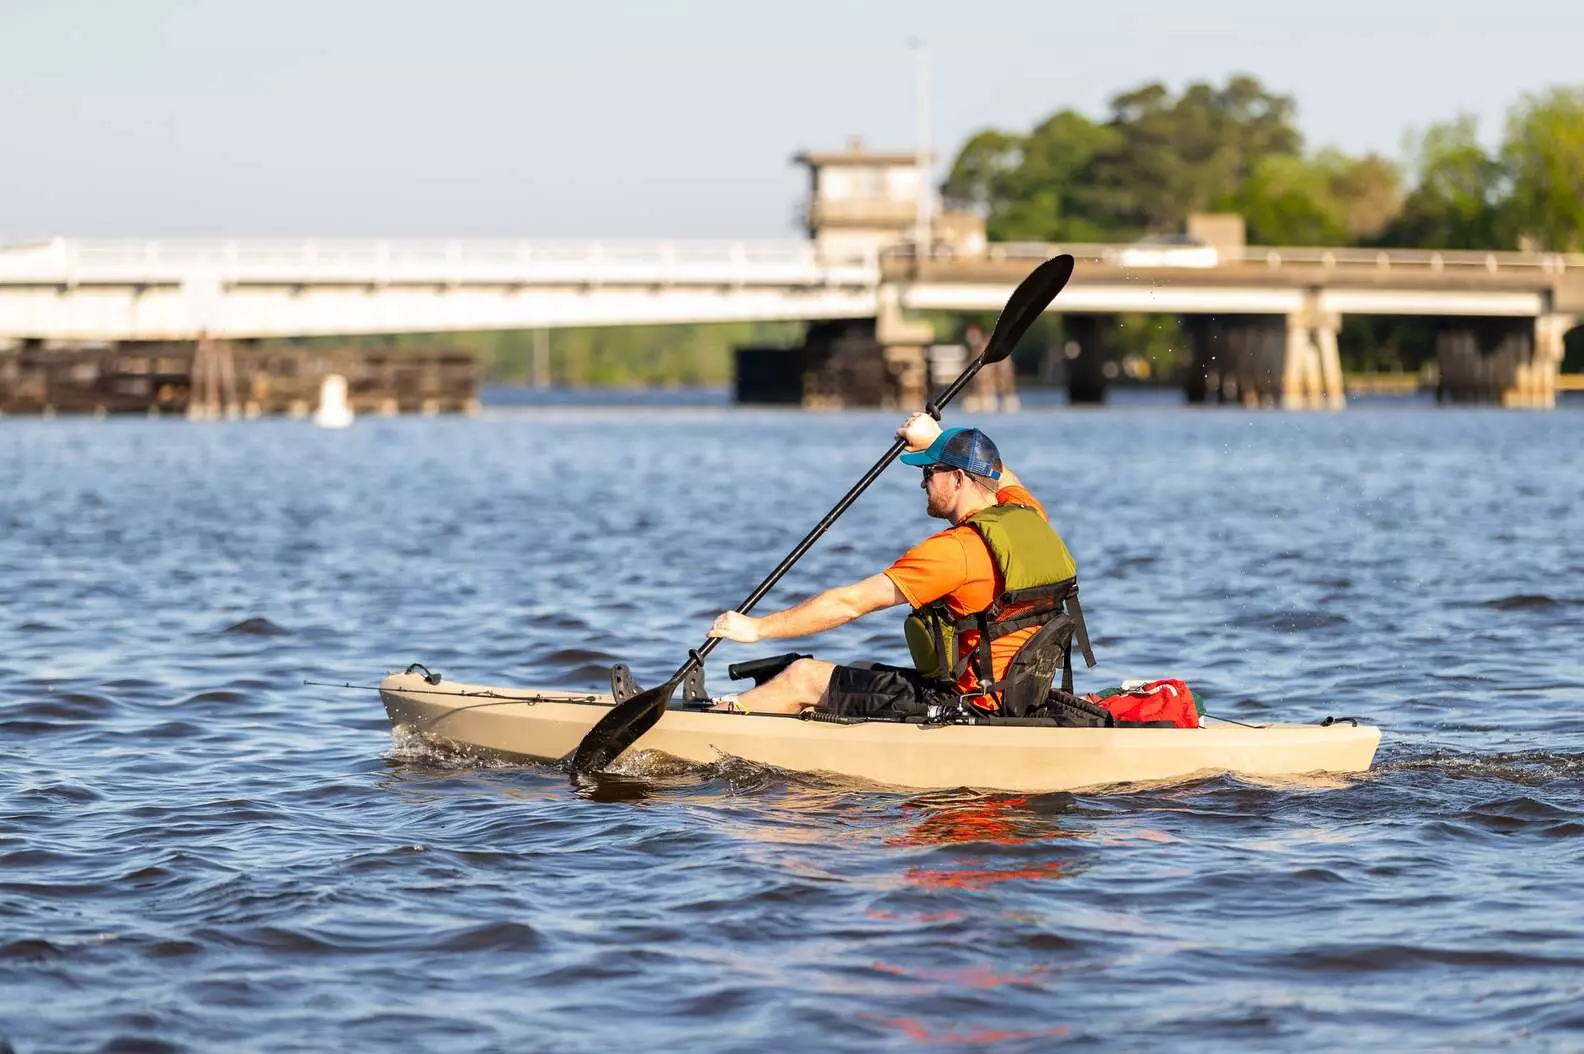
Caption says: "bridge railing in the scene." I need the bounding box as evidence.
[0,238,882,287]
[6,237,1581,287]
[920,242,1580,275]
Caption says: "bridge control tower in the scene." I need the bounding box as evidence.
[792,138,985,260]
[748,141,987,408]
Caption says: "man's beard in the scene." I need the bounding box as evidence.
[925,492,952,520]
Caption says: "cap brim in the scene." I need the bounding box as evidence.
[899,450,939,467]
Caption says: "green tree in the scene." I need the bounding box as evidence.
[1078,82,1180,233]
[1227,150,1401,245]
[1084,75,1304,235]
[1226,154,1347,244]
[1501,86,1584,251]
[995,111,1117,241]
[1377,114,1506,249]
[940,128,1025,216]
[943,75,1308,242]
[1330,153,1403,241]
[939,114,1117,241]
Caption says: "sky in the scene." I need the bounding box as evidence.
[2,0,1581,239]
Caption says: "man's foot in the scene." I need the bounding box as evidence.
[708,694,747,713]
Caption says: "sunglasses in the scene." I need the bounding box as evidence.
[921,463,960,480]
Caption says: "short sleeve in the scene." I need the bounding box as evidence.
[883,531,973,609]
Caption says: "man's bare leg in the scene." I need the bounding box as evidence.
[718,658,836,714]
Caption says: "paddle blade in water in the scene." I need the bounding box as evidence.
[980,254,1074,365]
[568,678,677,775]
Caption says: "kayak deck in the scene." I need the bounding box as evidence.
[378,671,1381,794]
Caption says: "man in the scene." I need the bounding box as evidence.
[706,412,1090,718]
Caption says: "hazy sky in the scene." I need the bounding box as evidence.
[3,0,1580,239]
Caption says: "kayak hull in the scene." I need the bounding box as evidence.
[378,671,1381,794]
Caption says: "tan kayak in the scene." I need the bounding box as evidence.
[379,670,1382,793]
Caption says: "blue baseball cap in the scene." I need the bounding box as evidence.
[900,427,1002,480]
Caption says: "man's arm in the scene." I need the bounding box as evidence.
[708,573,907,644]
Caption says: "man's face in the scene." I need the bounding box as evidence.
[920,463,960,519]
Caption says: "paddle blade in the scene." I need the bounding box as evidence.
[568,677,678,775]
[981,254,1075,365]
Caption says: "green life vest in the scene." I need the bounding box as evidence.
[903,503,1092,694]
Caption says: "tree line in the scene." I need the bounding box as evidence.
[941,75,1584,252]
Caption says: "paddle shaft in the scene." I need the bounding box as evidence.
[568,255,1074,774]
[672,357,993,681]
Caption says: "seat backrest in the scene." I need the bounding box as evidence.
[995,613,1075,717]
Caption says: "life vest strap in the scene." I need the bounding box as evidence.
[945,578,1094,685]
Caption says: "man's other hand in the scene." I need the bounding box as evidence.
[708,611,762,644]
[897,410,941,452]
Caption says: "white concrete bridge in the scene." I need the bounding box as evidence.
[2,236,1580,407]
[0,238,883,339]
[3,237,1580,340]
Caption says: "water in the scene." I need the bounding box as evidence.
[2,400,1582,1052]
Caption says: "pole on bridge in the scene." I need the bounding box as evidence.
[910,38,931,260]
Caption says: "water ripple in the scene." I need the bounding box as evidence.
[0,405,1581,1051]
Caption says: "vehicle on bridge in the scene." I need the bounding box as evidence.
[1117,232,1219,269]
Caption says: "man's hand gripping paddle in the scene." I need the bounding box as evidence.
[568,254,1077,777]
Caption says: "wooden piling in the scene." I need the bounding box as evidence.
[0,341,480,417]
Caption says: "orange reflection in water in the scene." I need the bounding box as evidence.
[903,860,1068,891]
[887,795,1036,848]
[858,1014,1071,1046]
[871,961,1050,989]
[885,793,1081,890]
[866,909,963,923]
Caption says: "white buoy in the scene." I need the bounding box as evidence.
[313,373,354,429]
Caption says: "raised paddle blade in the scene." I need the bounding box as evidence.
[568,677,677,774]
[980,254,1074,365]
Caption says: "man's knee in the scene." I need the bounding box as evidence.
[784,658,833,697]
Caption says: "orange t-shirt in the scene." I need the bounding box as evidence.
[883,485,1056,694]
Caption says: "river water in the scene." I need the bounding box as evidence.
[2,396,1582,1052]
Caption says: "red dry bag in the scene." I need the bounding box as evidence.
[1086,678,1203,729]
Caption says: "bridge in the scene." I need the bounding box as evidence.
[2,236,1581,408]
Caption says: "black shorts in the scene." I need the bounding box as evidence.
[824,663,958,719]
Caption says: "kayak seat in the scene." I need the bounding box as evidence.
[982,613,1077,718]
[953,579,1097,718]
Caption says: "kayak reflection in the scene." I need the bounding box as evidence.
[886,790,1087,891]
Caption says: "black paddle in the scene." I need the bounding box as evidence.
[568,253,1077,776]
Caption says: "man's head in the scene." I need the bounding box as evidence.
[901,427,1002,520]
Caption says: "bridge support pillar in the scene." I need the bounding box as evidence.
[186,334,240,421]
[957,324,1015,412]
[1063,315,1107,404]
[1184,315,1282,406]
[798,319,882,410]
[786,303,935,410]
[1435,316,1557,408]
[1281,303,1346,410]
[870,283,935,409]
[1529,314,1575,409]
[1185,311,1343,409]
